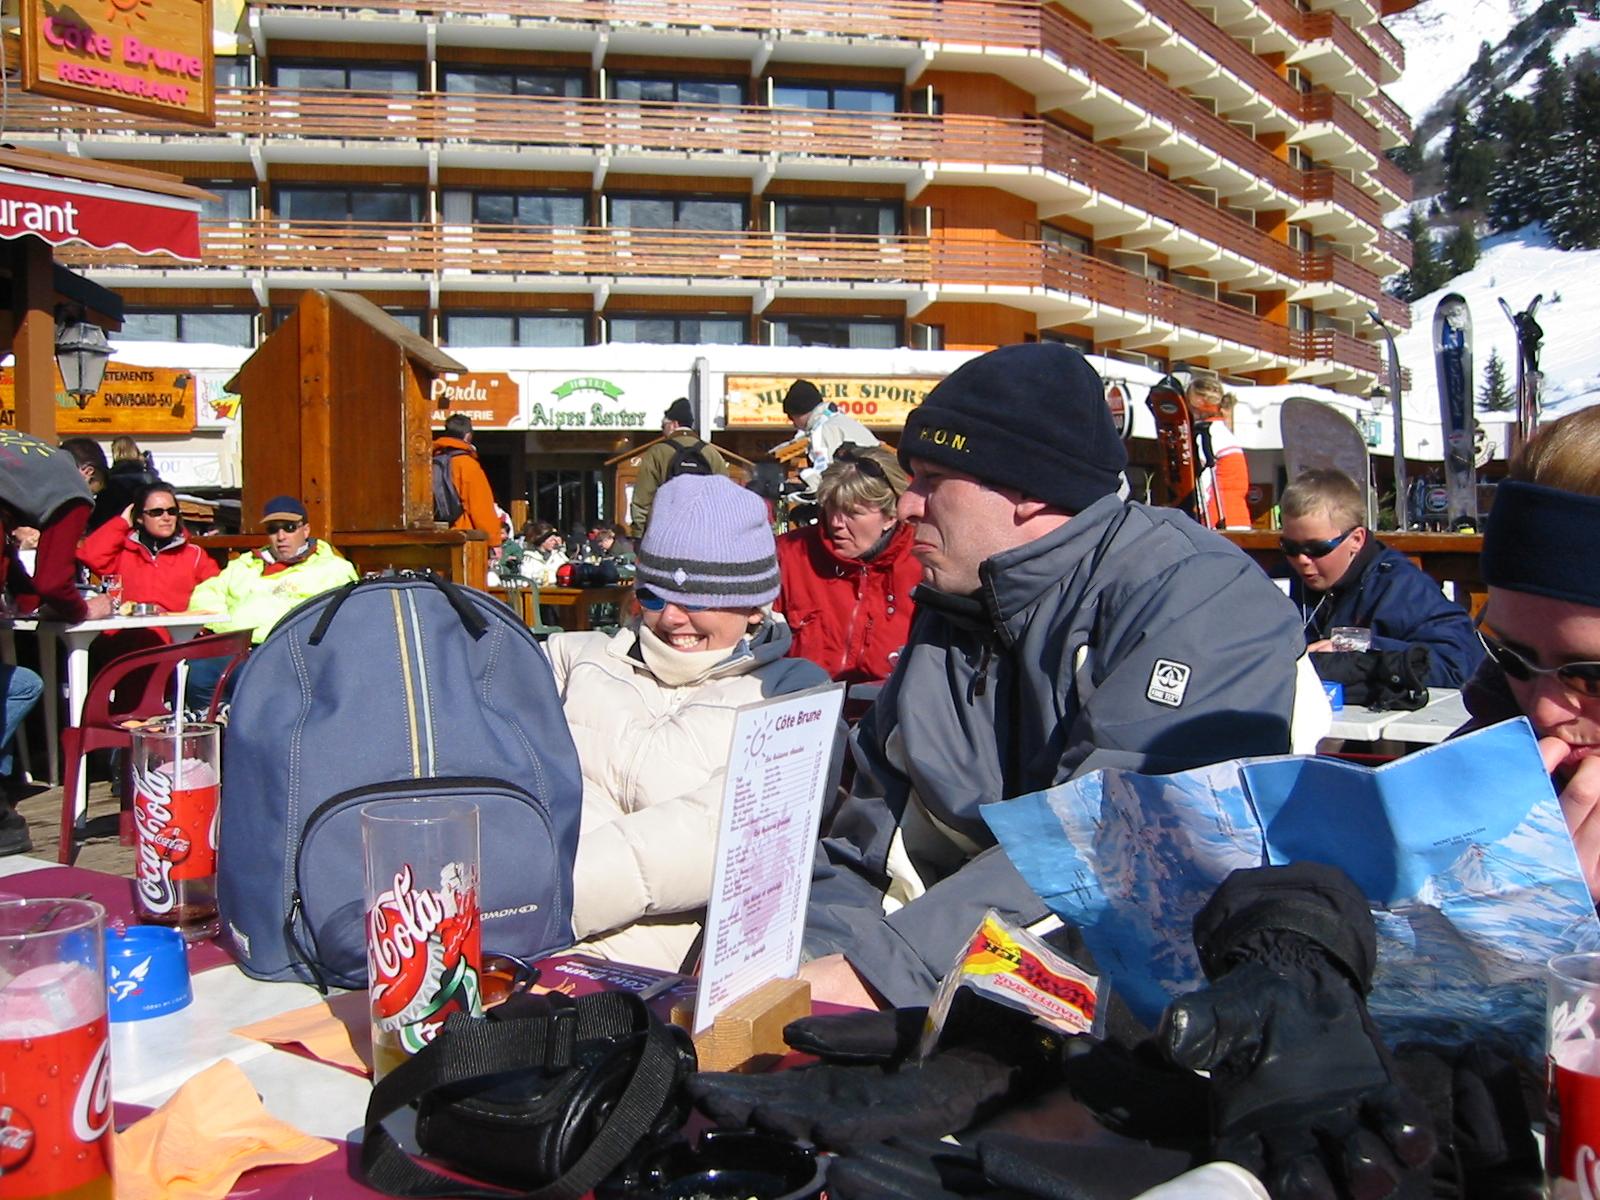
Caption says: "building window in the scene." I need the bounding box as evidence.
[441,190,585,227]
[215,56,251,87]
[768,317,899,349]
[1288,303,1312,333]
[272,62,421,92]
[119,311,255,346]
[608,195,745,232]
[192,181,253,222]
[275,185,422,222]
[773,199,899,237]
[1042,329,1093,354]
[911,324,945,351]
[1043,226,1091,255]
[443,313,589,347]
[441,68,582,97]
[610,76,745,106]
[771,82,896,112]
[607,315,745,344]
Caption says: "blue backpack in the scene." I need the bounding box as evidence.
[217,572,582,989]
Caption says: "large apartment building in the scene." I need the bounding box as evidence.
[10,0,1417,524]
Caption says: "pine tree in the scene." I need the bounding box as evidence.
[1548,71,1600,249]
[1479,350,1513,412]
[1393,208,1448,301]
[1444,223,1480,275]
[1442,100,1494,213]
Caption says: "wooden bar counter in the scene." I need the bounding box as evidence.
[1221,530,1486,615]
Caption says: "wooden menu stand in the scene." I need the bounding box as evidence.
[670,977,812,1073]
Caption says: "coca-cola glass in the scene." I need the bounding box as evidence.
[99,575,122,612]
[362,798,483,1082]
[0,898,113,1200]
[1548,952,1600,1197]
[131,720,221,942]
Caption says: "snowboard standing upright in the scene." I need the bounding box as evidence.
[1279,397,1374,529]
[1498,294,1544,457]
[1146,374,1198,520]
[1433,294,1476,528]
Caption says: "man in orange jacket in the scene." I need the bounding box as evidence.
[433,413,503,548]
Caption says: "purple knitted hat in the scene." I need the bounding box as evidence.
[636,475,779,609]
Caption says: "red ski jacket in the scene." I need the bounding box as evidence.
[77,515,220,614]
[775,520,921,685]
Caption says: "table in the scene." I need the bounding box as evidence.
[1323,687,1468,747]
[2,613,218,819]
[538,584,633,632]
[0,855,378,1192]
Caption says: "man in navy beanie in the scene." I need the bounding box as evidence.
[803,342,1321,1009]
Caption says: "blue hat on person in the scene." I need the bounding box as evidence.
[259,495,307,526]
[635,476,779,609]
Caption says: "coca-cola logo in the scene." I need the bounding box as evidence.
[0,1104,35,1171]
[70,1041,111,1145]
[368,863,476,1027]
[132,774,179,915]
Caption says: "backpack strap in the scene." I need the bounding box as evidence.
[358,992,684,1200]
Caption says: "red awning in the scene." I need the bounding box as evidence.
[0,165,203,260]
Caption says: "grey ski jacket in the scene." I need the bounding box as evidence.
[804,495,1307,1006]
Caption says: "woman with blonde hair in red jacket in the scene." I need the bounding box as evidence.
[775,445,921,685]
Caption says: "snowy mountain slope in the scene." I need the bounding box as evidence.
[1385,0,1527,123]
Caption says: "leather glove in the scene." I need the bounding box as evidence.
[1159,864,1435,1200]
[687,1000,1063,1151]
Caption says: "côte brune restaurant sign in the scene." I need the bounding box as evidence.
[21,0,214,126]
[0,363,197,434]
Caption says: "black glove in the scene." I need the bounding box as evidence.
[826,1134,1194,1200]
[687,1000,1063,1151]
[1159,863,1436,1200]
[1394,1041,1542,1200]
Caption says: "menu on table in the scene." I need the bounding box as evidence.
[693,682,844,1034]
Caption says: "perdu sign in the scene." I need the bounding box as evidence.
[22,0,214,126]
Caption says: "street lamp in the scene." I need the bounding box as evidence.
[53,313,113,400]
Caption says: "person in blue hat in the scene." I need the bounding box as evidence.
[183,495,357,712]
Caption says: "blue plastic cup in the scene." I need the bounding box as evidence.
[104,924,192,1021]
[1322,680,1345,711]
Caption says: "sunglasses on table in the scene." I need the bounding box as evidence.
[635,587,711,614]
[264,520,305,535]
[1475,623,1600,699]
[140,506,181,518]
[1278,528,1357,559]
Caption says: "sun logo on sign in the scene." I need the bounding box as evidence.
[104,0,153,27]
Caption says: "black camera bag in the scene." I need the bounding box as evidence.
[359,990,696,1199]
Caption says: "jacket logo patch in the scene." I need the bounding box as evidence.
[1147,659,1191,707]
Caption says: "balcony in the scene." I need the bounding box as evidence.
[1293,12,1381,98]
[1364,20,1406,83]
[1296,92,1380,167]
[1363,89,1414,150]
[55,221,1384,383]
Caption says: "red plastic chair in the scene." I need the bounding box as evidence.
[58,630,252,864]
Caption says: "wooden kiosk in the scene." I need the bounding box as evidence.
[606,435,755,532]
[212,290,490,586]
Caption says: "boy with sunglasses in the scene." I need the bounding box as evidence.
[1280,469,1481,687]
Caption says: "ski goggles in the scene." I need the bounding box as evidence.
[1475,622,1600,699]
[635,587,711,614]
[1278,528,1356,559]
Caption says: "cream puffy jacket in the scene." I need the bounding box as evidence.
[547,617,840,971]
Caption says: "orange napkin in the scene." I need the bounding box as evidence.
[231,990,373,1075]
[114,1059,336,1200]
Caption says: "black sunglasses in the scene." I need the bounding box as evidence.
[140,506,181,518]
[1476,624,1600,699]
[264,520,304,535]
[635,586,710,614]
[1279,528,1357,559]
[833,446,888,482]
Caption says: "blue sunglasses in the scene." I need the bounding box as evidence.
[636,587,710,614]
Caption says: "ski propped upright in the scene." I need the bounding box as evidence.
[1433,293,1477,528]
[1145,374,1197,520]
[1498,294,1544,457]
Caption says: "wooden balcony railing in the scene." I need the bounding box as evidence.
[1365,89,1414,144]
[10,85,1400,297]
[1300,250,1380,297]
[1142,0,1303,113]
[1300,11,1383,86]
[1365,20,1406,77]
[1300,92,1381,157]
[1374,227,1414,271]
[1373,156,1412,204]
[1376,293,1411,330]
[1295,328,1381,375]
[59,221,1389,374]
